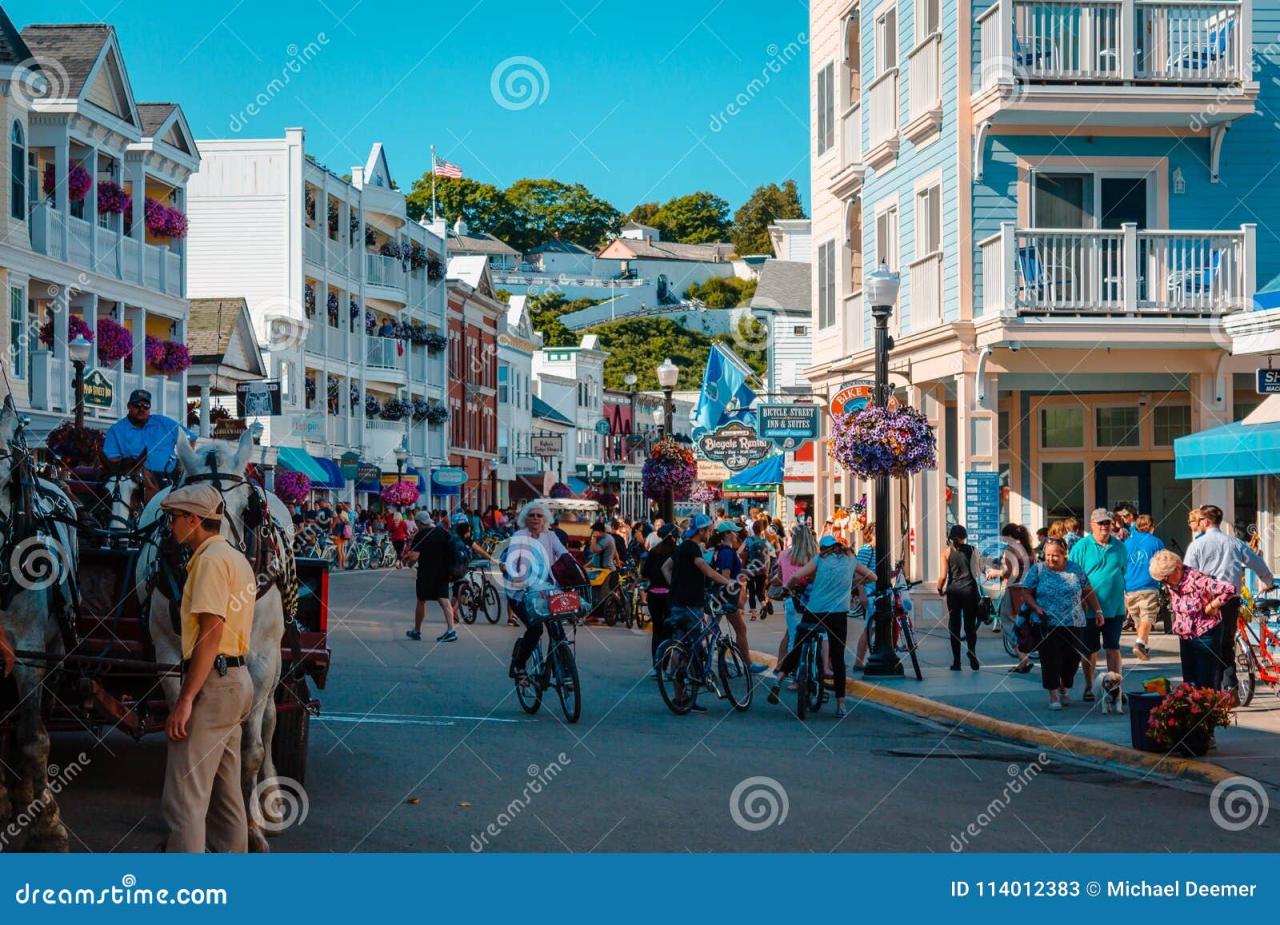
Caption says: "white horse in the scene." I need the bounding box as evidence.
[135,429,296,852]
[0,400,77,851]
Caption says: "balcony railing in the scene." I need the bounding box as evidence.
[909,251,943,328]
[28,357,181,417]
[326,238,349,277]
[304,228,324,267]
[841,103,862,168]
[366,335,406,371]
[867,69,899,152]
[907,33,942,125]
[491,271,647,289]
[366,253,405,291]
[978,0,1245,90]
[979,221,1254,316]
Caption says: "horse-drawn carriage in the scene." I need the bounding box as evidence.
[0,408,330,852]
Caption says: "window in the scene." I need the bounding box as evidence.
[498,364,509,404]
[843,12,861,100]
[817,63,835,156]
[998,410,1010,450]
[793,325,809,336]
[8,287,24,379]
[10,123,24,221]
[875,6,897,74]
[817,240,836,328]
[1153,405,1191,446]
[1041,461,1085,521]
[916,0,939,37]
[915,184,941,256]
[1040,406,1083,449]
[875,207,898,271]
[1096,406,1140,448]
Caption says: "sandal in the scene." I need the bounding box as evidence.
[1008,663,1032,674]
[1082,689,1096,702]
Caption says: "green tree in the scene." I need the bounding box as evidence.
[504,178,621,252]
[405,175,511,238]
[590,316,766,391]
[625,201,661,227]
[651,192,731,244]
[527,293,601,348]
[730,179,807,256]
[684,276,758,308]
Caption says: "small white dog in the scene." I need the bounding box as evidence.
[1093,671,1126,714]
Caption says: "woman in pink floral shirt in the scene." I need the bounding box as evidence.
[1149,549,1235,688]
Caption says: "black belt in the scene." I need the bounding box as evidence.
[181,655,247,673]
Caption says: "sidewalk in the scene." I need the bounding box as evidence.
[846,592,1280,786]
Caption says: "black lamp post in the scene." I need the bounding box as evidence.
[656,357,679,524]
[861,263,904,678]
[394,440,408,510]
[69,334,91,429]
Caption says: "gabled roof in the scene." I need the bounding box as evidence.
[0,7,33,66]
[533,395,574,426]
[21,23,139,129]
[447,254,492,292]
[448,229,520,258]
[137,102,197,158]
[506,294,533,339]
[364,143,393,189]
[186,298,268,377]
[599,236,733,263]
[527,239,593,256]
[751,260,811,312]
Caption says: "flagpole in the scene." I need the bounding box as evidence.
[430,145,438,222]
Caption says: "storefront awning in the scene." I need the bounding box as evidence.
[724,454,785,490]
[513,475,544,499]
[277,446,328,483]
[310,455,346,490]
[567,476,590,494]
[1175,407,1280,480]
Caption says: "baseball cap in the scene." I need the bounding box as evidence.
[450,512,470,527]
[160,484,224,520]
[128,389,152,407]
[682,513,713,539]
[715,521,742,534]
[1089,508,1113,524]
[658,523,679,540]
[415,510,433,526]
[819,535,839,550]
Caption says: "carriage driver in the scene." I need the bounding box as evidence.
[159,483,257,853]
[103,389,195,502]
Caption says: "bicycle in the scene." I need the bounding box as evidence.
[770,588,827,719]
[655,594,753,715]
[866,559,923,681]
[1234,590,1280,707]
[512,585,585,723]
[456,561,501,625]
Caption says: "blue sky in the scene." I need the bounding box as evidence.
[11,0,811,212]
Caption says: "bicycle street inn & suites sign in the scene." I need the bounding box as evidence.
[696,421,772,472]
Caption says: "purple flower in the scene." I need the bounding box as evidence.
[275,470,312,504]
[829,405,937,479]
[97,181,129,216]
[96,317,133,365]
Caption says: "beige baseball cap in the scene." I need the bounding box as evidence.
[160,484,225,520]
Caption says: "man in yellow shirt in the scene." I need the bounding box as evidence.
[159,483,257,853]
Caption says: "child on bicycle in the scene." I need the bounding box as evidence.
[450,512,497,611]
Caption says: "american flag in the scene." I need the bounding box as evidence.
[433,156,463,179]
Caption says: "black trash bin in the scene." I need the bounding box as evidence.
[1128,691,1166,752]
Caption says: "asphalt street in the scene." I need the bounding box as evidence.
[48,567,1259,853]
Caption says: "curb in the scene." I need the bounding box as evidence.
[749,651,1240,788]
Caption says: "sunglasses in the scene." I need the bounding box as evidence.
[130,402,151,410]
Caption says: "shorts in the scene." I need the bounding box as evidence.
[416,570,450,602]
[1124,590,1160,623]
[668,605,704,636]
[1077,615,1124,654]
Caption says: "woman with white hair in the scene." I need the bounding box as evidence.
[504,499,571,679]
[1149,548,1236,689]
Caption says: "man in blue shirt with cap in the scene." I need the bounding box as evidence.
[102,389,194,499]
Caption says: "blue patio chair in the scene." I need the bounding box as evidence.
[1166,249,1222,298]
[1017,244,1076,307]
[1167,18,1234,74]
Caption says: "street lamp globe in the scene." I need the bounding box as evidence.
[68,334,92,365]
[393,444,408,467]
[651,405,664,426]
[656,358,679,390]
[865,261,901,313]
[623,373,638,388]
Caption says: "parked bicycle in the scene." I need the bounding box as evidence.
[866,558,923,680]
[1234,590,1280,706]
[513,585,585,723]
[655,593,753,715]
[457,561,501,625]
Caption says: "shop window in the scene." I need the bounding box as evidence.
[8,287,24,380]
[1040,406,1083,449]
[998,410,1010,450]
[1152,405,1191,447]
[1041,461,1084,521]
[1096,406,1140,448]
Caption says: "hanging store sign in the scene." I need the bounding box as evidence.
[83,370,114,409]
[531,434,564,457]
[758,403,820,451]
[237,379,282,417]
[1256,368,1280,395]
[695,421,772,472]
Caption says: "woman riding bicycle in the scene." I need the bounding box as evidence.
[769,535,876,717]
[503,499,572,680]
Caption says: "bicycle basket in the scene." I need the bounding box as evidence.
[526,586,582,624]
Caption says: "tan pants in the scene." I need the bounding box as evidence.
[162,667,253,853]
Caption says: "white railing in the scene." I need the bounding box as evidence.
[144,244,163,290]
[1136,0,1243,80]
[978,0,1244,87]
[909,252,943,328]
[979,221,1253,315]
[28,203,67,261]
[121,235,141,284]
[365,418,407,432]
[366,253,405,290]
[330,325,350,362]
[907,34,942,123]
[68,215,92,267]
[304,228,324,267]
[326,238,348,277]
[159,376,182,417]
[95,224,119,275]
[164,250,183,296]
[328,416,357,446]
[841,103,862,167]
[366,335,406,371]
[305,323,325,355]
[29,352,69,412]
[867,69,899,150]
[491,272,646,289]
[408,271,426,306]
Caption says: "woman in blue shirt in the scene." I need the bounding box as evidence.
[1021,538,1104,710]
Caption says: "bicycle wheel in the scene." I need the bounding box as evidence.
[602,593,621,627]
[482,581,500,625]
[514,643,543,714]
[899,617,923,681]
[1002,616,1021,658]
[457,583,478,625]
[1235,636,1256,707]
[551,641,581,723]
[805,641,825,714]
[718,639,753,711]
[655,640,694,716]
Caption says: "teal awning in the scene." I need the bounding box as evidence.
[724,454,785,490]
[277,446,329,483]
[1174,420,1280,480]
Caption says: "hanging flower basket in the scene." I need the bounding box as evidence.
[349,382,360,411]
[379,397,409,421]
[304,284,316,318]
[411,397,432,422]
[829,404,937,479]
[349,212,360,245]
[275,469,312,505]
[688,481,722,505]
[381,480,420,507]
[584,487,619,510]
[327,201,339,236]
[305,375,317,406]
[143,334,167,368]
[642,438,697,501]
[365,309,377,335]
[380,240,404,260]
[156,341,191,375]
[365,226,377,248]
[96,317,132,364]
[427,254,444,281]
[46,422,104,469]
[364,393,382,417]
[97,181,129,216]
[409,242,429,271]
[424,400,449,425]
[44,164,92,202]
[349,298,361,328]
[326,291,339,325]
[425,331,448,354]
[548,482,574,499]
[39,314,94,349]
[305,191,316,223]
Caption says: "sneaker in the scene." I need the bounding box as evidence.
[405,629,421,641]
[835,704,847,717]
[1060,691,1071,707]
[436,629,458,642]
[1047,702,1063,711]
[1081,689,1094,703]
[767,686,781,705]
[1133,641,1151,661]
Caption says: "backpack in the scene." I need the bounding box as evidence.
[446,530,471,580]
[744,536,769,568]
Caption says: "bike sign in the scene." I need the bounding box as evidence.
[695,421,772,472]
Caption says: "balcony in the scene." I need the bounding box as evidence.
[979,221,1254,317]
[326,237,349,278]
[327,416,358,447]
[865,69,900,169]
[366,335,406,373]
[27,356,181,418]
[909,251,943,329]
[365,253,406,301]
[974,0,1257,129]
[304,228,324,268]
[905,33,943,143]
[828,103,865,199]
